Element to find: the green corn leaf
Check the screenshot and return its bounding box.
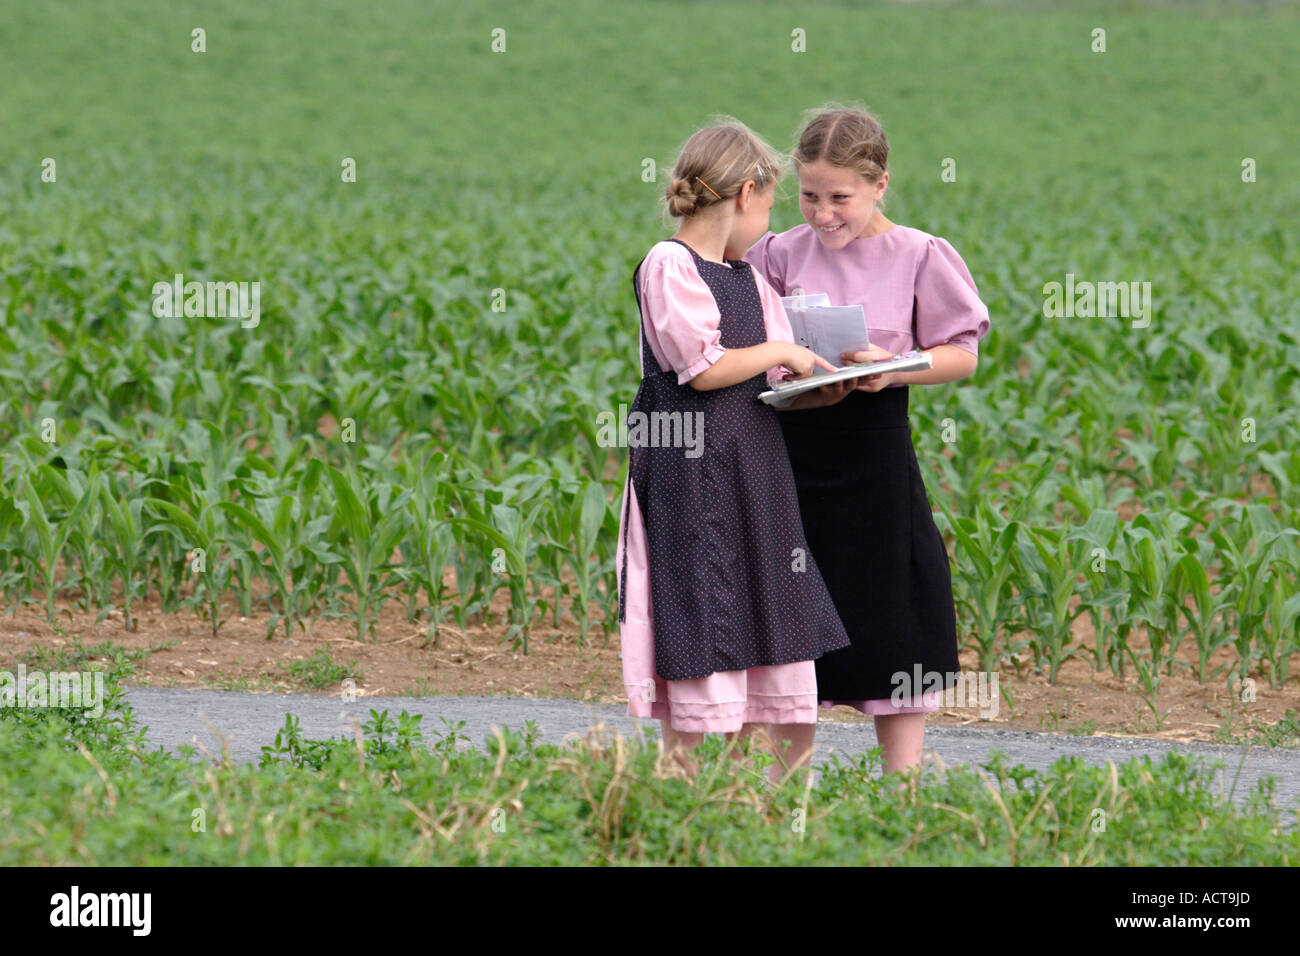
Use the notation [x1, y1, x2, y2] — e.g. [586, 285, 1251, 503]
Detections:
[217, 501, 285, 569]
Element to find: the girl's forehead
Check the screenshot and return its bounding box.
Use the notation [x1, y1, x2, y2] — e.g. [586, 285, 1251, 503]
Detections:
[797, 160, 870, 191]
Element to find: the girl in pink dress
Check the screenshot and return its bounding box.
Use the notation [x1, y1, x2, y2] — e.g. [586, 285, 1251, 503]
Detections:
[616, 120, 851, 780]
[745, 106, 991, 777]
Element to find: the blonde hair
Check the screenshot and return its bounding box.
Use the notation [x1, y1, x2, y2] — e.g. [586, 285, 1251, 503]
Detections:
[664, 118, 784, 218]
[792, 103, 889, 205]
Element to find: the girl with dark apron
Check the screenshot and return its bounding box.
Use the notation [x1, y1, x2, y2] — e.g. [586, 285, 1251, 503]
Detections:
[616, 120, 851, 780]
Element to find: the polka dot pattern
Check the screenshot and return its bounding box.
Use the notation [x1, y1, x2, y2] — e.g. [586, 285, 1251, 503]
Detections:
[618, 238, 851, 682]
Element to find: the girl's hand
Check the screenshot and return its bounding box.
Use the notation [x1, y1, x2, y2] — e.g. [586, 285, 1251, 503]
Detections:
[854, 370, 897, 392]
[784, 345, 839, 379]
[815, 377, 857, 405]
[841, 346, 895, 365]
[841, 345, 896, 393]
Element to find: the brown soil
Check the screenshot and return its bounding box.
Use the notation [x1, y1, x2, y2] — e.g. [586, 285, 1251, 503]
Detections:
[2, 573, 1296, 746]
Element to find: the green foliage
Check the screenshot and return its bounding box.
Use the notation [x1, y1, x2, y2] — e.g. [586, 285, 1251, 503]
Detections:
[2, 689, 1296, 865]
[0, 0, 1297, 685]
[277, 647, 363, 690]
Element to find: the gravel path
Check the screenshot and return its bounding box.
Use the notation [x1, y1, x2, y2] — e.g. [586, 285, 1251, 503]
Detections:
[124, 687, 1300, 818]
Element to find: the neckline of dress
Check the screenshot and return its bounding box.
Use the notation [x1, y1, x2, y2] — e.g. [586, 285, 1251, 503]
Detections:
[667, 237, 740, 268]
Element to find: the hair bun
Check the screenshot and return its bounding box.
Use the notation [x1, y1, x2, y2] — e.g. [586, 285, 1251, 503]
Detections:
[661, 119, 785, 221]
[665, 177, 699, 217]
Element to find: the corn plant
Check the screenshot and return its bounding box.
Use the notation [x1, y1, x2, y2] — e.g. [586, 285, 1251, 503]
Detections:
[33, 462, 106, 615]
[1170, 552, 1228, 684]
[454, 495, 550, 653]
[14, 465, 97, 624]
[144, 490, 239, 638]
[397, 462, 457, 645]
[1260, 568, 1300, 688]
[400, 513, 456, 646]
[934, 495, 1024, 673]
[547, 478, 613, 646]
[1014, 525, 1091, 683]
[1061, 505, 1120, 674]
[0, 493, 27, 608]
[218, 461, 337, 640]
[1122, 641, 1172, 731]
[1119, 519, 1184, 681]
[98, 474, 150, 631]
[1257, 447, 1299, 503]
[436, 454, 499, 630]
[325, 464, 412, 643]
[1210, 503, 1300, 687]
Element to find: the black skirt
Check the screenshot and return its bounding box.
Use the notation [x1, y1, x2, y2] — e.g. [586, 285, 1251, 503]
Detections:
[778, 385, 962, 702]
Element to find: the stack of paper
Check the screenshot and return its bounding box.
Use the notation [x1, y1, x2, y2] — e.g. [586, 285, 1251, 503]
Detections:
[760, 291, 930, 406]
[779, 293, 871, 371]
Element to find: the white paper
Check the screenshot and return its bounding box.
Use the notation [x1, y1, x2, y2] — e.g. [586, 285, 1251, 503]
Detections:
[779, 292, 831, 311]
[779, 293, 871, 372]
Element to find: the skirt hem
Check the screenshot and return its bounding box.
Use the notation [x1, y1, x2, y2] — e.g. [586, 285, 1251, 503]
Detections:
[626, 689, 819, 733]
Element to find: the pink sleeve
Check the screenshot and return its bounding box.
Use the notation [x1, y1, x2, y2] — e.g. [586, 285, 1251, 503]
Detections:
[914, 237, 991, 356]
[640, 247, 726, 385]
[755, 270, 796, 386]
[743, 231, 786, 295]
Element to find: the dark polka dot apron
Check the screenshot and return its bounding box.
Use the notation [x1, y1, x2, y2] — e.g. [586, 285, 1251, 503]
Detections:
[618, 238, 850, 682]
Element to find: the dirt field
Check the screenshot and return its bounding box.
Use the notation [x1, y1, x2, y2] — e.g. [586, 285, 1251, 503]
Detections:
[2, 574, 1296, 746]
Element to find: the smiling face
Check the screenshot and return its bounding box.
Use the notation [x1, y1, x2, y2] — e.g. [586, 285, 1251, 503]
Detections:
[797, 159, 888, 249]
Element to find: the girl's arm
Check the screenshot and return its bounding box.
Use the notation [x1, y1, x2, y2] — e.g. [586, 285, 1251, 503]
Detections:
[892, 236, 988, 389]
[889, 344, 977, 386]
[689, 341, 835, 391]
[843, 343, 977, 391]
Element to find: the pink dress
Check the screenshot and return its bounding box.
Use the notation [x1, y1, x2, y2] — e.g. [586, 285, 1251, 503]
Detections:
[745, 224, 991, 715]
[617, 240, 825, 733]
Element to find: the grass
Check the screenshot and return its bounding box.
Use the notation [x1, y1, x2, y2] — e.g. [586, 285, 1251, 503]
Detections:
[396, 675, 439, 697]
[17, 636, 176, 673]
[276, 647, 363, 690]
[202, 673, 283, 694]
[1215, 707, 1300, 748]
[1, 658, 1297, 864]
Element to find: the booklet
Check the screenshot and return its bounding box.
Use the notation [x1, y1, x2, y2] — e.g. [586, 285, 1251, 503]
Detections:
[779, 293, 872, 369]
[758, 350, 934, 406]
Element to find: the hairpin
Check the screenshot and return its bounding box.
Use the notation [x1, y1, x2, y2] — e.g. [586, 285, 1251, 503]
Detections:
[696, 177, 722, 200]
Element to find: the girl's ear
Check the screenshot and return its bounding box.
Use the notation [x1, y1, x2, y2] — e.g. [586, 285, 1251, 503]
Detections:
[737, 178, 756, 210]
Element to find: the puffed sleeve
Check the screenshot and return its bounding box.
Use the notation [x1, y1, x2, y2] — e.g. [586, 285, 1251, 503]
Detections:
[640, 246, 726, 385]
[914, 236, 990, 356]
[743, 231, 786, 295]
[754, 269, 797, 386]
